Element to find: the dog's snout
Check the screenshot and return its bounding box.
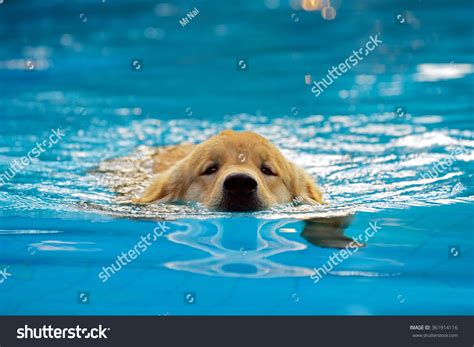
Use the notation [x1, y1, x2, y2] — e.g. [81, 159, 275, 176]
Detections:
[223, 174, 257, 194]
[221, 173, 261, 211]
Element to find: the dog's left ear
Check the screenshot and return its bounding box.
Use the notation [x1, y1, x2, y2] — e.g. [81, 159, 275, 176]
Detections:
[289, 164, 324, 204]
[132, 161, 190, 204]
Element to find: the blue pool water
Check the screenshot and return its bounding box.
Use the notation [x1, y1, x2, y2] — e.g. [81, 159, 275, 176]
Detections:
[0, 0, 473, 315]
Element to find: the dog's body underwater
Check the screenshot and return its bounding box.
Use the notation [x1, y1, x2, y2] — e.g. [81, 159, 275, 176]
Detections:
[132, 130, 323, 212]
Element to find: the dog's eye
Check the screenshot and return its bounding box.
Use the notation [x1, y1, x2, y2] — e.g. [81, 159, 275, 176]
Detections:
[261, 165, 276, 176]
[202, 165, 218, 175]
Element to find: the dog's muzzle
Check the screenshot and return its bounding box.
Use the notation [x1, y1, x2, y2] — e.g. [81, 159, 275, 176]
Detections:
[220, 174, 261, 211]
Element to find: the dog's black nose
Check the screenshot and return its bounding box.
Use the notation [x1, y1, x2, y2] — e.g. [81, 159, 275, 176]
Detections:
[223, 174, 257, 194]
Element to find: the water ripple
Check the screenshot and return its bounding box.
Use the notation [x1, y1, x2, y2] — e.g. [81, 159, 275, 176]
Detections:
[0, 113, 472, 220]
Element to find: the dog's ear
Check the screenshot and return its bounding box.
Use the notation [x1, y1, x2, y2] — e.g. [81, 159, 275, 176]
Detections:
[132, 162, 191, 204]
[289, 164, 324, 205]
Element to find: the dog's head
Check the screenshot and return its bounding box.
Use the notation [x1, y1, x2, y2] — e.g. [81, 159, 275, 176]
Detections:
[134, 130, 323, 211]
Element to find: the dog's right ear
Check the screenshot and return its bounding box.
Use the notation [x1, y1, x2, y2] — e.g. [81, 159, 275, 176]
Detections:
[288, 163, 324, 205]
[132, 162, 190, 204]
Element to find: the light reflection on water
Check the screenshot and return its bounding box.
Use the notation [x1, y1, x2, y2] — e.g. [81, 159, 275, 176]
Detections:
[161, 215, 405, 279]
[164, 219, 312, 278]
[0, 113, 472, 221]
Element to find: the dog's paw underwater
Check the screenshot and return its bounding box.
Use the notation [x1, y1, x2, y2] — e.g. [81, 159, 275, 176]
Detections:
[97, 130, 324, 213]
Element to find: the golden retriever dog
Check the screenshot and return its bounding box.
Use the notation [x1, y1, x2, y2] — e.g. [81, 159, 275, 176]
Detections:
[133, 129, 323, 211]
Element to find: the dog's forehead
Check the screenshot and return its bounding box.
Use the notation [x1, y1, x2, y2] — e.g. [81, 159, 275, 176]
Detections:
[217, 130, 268, 147]
[197, 131, 286, 166]
[216, 131, 273, 155]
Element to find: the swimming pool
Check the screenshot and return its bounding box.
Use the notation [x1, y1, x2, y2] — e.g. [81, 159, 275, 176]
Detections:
[0, 0, 473, 315]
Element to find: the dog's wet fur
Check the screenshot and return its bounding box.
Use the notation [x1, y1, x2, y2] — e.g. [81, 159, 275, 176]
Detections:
[132, 130, 323, 211]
